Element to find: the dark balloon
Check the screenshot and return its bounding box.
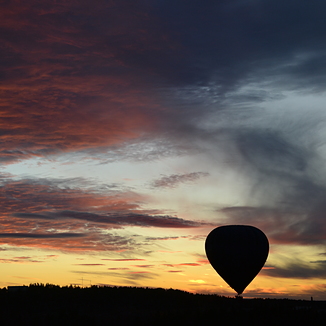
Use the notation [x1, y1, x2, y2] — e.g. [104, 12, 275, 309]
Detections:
[205, 225, 269, 295]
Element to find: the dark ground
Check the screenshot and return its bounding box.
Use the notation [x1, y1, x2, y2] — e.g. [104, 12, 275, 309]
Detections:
[0, 284, 325, 325]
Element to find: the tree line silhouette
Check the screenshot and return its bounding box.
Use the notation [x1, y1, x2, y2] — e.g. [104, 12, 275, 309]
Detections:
[0, 283, 325, 325]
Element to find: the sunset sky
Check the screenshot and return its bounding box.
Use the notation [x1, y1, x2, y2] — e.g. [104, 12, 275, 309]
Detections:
[1, 0, 326, 299]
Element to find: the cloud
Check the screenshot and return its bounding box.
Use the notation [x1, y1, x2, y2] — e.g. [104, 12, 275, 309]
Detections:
[0, 254, 59, 264]
[72, 269, 159, 282]
[235, 129, 307, 174]
[0, 176, 205, 251]
[0, 1, 168, 163]
[145, 236, 181, 241]
[0, 257, 44, 264]
[189, 280, 206, 284]
[213, 105, 326, 249]
[124, 271, 158, 281]
[131, 265, 154, 268]
[151, 172, 209, 188]
[1, 0, 325, 166]
[1, 177, 203, 229]
[162, 261, 204, 268]
[14, 210, 202, 228]
[1, 0, 326, 197]
[102, 259, 146, 262]
[74, 264, 105, 266]
[262, 259, 326, 279]
[220, 201, 326, 246]
[1, 1, 326, 158]
[0, 233, 84, 239]
[0, 232, 132, 253]
[154, 1, 326, 89]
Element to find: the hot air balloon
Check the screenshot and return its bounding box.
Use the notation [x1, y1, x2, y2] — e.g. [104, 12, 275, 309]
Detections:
[205, 225, 269, 296]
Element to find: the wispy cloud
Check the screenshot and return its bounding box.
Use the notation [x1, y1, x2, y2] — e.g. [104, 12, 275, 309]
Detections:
[0, 233, 84, 239]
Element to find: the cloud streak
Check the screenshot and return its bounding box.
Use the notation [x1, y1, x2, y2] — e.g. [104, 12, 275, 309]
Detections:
[151, 172, 209, 188]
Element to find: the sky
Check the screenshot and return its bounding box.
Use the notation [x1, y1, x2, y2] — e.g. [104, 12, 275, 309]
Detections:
[1, 0, 326, 300]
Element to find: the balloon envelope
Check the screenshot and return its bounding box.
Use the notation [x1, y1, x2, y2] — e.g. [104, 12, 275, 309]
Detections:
[205, 225, 269, 295]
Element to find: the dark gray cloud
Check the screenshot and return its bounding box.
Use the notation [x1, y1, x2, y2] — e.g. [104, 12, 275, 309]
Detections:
[13, 210, 202, 228]
[71, 269, 158, 282]
[217, 116, 326, 249]
[13, 213, 56, 220]
[263, 259, 326, 279]
[124, 271, 158, 281]
[235, 129, 307, 173]
[151, 172, 209, 188]
[220, 202, 326, 246]
[147, 1, 326, 91]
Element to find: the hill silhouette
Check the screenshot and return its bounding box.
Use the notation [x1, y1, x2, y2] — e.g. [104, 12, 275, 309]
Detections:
[1, 284, 325, 325]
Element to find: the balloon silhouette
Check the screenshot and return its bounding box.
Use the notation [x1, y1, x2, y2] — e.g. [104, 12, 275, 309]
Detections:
[205, 225, 269, 295]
